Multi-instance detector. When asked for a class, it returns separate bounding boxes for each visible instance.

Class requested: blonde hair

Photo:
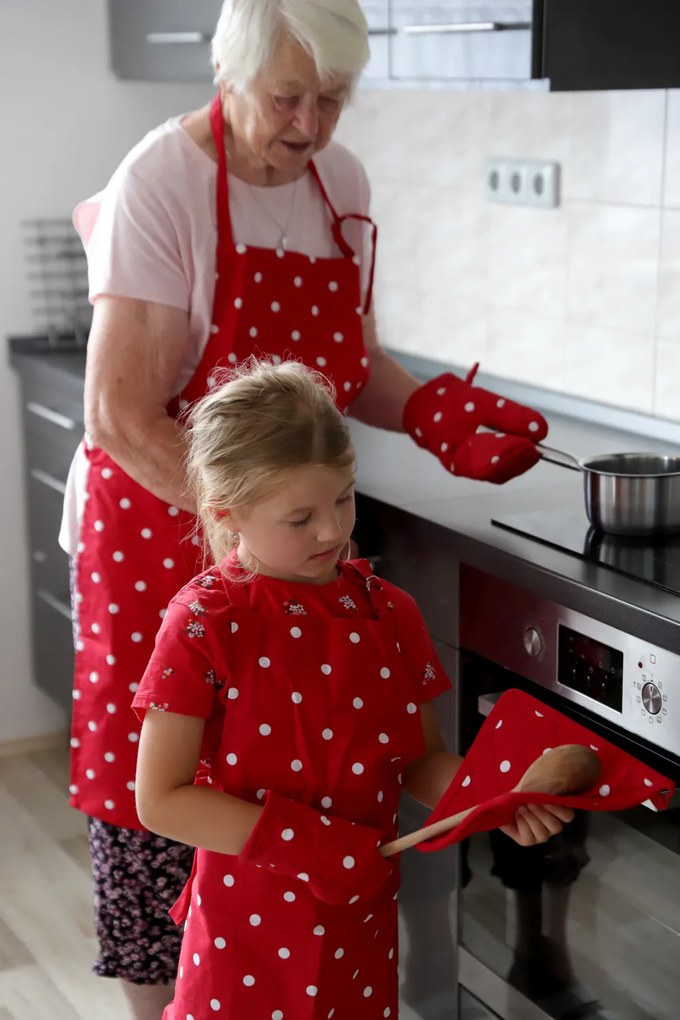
[185,359,355,566]
[211,0,370,93]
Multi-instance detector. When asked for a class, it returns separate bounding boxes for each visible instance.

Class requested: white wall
[0,0,212,742]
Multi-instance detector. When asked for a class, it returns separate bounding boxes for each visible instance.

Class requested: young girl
[133,360,571,1020]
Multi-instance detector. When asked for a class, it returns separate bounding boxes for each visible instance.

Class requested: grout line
[650,89,670,413]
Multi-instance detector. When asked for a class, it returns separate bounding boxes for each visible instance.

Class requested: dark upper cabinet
[538,0,680,91]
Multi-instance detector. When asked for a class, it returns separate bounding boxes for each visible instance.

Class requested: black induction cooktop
[492,503,680,598]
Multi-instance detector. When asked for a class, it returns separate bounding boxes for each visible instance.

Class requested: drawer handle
[37,589,72,622]
[146,31,210,44]
[402,21,531,34]
[27,401,79,431]
[30,468,67,496]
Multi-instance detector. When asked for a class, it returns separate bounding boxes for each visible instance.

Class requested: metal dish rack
[23,217,91,346]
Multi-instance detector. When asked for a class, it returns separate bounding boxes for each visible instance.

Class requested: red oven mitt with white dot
[240,790,393,905]
[417,689,674,851]
[403,364,548,483]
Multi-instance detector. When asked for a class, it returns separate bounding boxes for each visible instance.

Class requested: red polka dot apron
[70,93,376,829]
[164,563,424,1020]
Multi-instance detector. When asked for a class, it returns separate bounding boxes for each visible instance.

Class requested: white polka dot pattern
[79,511,430,1015]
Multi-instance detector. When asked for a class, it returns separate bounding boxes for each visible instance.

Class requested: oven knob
[642,682,662,715]
[523,627,543,658]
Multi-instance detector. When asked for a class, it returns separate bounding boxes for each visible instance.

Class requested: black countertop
[9,338,680,651]
[9,336,87,385]
[350,416,680,652]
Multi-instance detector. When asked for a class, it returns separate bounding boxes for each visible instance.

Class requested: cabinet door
[360,2,392,83]
[32,590,75,715]
[542,0,680,91]
[388,1,533,82]
[108,0,222,82]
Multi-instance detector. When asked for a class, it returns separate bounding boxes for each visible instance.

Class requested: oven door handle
[476,694,679,812]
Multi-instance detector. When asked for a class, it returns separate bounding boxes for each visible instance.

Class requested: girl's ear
[213,507,237,528]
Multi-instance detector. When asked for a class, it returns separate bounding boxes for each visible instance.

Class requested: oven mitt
[403,363,548,483]
[417,689,673,852]
[240,790,392,905]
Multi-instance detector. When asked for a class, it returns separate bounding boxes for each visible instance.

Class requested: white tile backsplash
[567,91,665,205]
[415,186,489,306]
[566,202,660,334]
[653,340,680,421]
[485,91,573,164]
[663,91,680,208]
[335,85,680,420]
[486,308,564,388]
[560,322,655,414]
[657,209,680,342]
[487,203,568,316]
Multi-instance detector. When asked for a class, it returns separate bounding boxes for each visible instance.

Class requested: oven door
[457,569,680,1020]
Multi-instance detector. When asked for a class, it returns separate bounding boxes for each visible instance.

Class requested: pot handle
[537,444,582,472]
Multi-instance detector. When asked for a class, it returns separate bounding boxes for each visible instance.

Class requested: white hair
[211,0,370,92]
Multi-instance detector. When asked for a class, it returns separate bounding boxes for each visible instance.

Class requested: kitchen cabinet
[385,0,680,90]
[107,0,221,82]
[107,0,680,90]
[107,0,391,85]
[388,1,534,84]
[10,346,85,714]
[361,3,393,82]
[539,0,680,91]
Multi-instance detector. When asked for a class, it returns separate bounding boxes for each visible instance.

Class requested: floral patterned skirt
[87,817,195,984]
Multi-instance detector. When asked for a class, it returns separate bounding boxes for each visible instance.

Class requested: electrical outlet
[486,157,560,209]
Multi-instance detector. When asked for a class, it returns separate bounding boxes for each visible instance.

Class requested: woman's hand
[500,803,575,847]
[403,364,548,483]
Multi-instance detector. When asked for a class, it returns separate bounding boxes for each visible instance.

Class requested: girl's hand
[500,803,575,847]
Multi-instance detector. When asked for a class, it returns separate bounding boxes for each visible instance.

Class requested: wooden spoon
[381,743,601,857]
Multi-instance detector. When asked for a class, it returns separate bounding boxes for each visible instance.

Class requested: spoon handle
[380,804,476,857]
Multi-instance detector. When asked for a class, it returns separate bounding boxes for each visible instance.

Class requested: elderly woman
[61,1,548,1017]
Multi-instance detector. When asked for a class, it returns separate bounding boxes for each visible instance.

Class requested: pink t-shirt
[59,115,373,555]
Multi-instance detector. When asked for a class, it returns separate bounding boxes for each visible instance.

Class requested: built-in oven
[456,563,680,1020]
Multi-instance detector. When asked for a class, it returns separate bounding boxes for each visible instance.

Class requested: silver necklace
[247,179,299,255]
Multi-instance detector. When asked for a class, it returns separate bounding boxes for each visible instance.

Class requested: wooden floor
[0,742,127,1020]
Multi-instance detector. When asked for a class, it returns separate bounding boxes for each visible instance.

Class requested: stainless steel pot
[538,446,680,537]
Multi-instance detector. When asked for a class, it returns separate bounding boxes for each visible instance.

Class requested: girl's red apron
[162,561,424,1020]
[70,94,376,830]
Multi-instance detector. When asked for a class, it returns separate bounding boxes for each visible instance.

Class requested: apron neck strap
[210,93,234,258]
[209,93,376,313]
[308,162,377,315]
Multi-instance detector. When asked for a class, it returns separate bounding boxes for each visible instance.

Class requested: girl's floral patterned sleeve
[132,593,226,721]
[386,585,451,703]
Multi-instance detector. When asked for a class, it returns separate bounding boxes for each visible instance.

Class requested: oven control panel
[460,566,680,757]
